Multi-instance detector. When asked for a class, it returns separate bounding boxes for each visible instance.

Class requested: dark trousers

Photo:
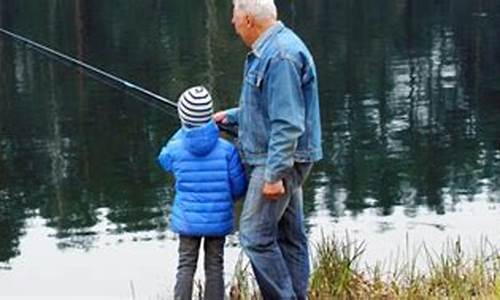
[174,235,225,300]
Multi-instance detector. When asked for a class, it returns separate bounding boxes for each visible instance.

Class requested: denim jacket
[226,21,322,182]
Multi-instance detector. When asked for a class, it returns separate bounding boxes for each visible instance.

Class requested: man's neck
[255,19,277,38]
[249,19,277,47]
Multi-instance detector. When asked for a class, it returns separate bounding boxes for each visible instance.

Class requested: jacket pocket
[244,70,263,89]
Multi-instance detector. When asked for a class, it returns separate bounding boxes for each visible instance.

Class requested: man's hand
[262,180,285,200]
[213,111,228,124]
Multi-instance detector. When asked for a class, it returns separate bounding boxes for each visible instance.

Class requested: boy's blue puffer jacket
[157,121,247,237]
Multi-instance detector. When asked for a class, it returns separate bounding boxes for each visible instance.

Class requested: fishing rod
[0,27,237,136]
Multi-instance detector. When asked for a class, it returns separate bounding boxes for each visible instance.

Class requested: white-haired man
[214,0,322,299]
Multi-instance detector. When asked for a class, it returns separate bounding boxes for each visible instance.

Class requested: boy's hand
[262,180,285,200]
[213,111,228,124]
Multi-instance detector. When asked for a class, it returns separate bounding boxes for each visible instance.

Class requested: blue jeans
[174,235,225,300]
[239,163,312,300]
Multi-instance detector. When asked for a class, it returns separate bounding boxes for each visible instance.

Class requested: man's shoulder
[267,27,311,62]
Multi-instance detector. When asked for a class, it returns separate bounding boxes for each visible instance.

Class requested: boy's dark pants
[175,235,225,300]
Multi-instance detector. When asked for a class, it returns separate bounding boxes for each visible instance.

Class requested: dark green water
[0,0,499,298]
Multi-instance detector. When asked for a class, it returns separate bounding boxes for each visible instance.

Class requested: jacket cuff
[225,108,240,125]
[264,169,282,183]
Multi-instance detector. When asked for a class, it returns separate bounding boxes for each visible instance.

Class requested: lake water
[1,0,499,299]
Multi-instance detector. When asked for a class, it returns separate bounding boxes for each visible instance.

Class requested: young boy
[157,86,247,300]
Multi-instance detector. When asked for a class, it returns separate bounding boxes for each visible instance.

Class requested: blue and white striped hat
[177,86,213,127]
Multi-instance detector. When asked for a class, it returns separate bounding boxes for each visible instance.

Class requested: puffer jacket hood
[181,120,219,156]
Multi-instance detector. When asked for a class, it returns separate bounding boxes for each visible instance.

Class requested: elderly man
[214,0,322,299]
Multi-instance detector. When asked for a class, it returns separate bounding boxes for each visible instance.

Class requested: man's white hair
[233,0,277,20]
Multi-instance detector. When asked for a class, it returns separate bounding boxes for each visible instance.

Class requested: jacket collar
[251,21,284,58]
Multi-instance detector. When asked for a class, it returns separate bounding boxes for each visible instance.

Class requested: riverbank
[227,234,500,299]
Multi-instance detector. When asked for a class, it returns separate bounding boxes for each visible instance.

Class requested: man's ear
[245,14,253,28]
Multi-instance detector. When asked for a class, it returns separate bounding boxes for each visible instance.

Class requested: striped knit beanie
[177,86,213,127]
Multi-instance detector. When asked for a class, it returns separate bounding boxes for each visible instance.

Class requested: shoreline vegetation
[224,234,500,300]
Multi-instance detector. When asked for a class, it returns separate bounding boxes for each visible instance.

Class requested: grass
[228,253,261,300]
[227,233,500,300]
